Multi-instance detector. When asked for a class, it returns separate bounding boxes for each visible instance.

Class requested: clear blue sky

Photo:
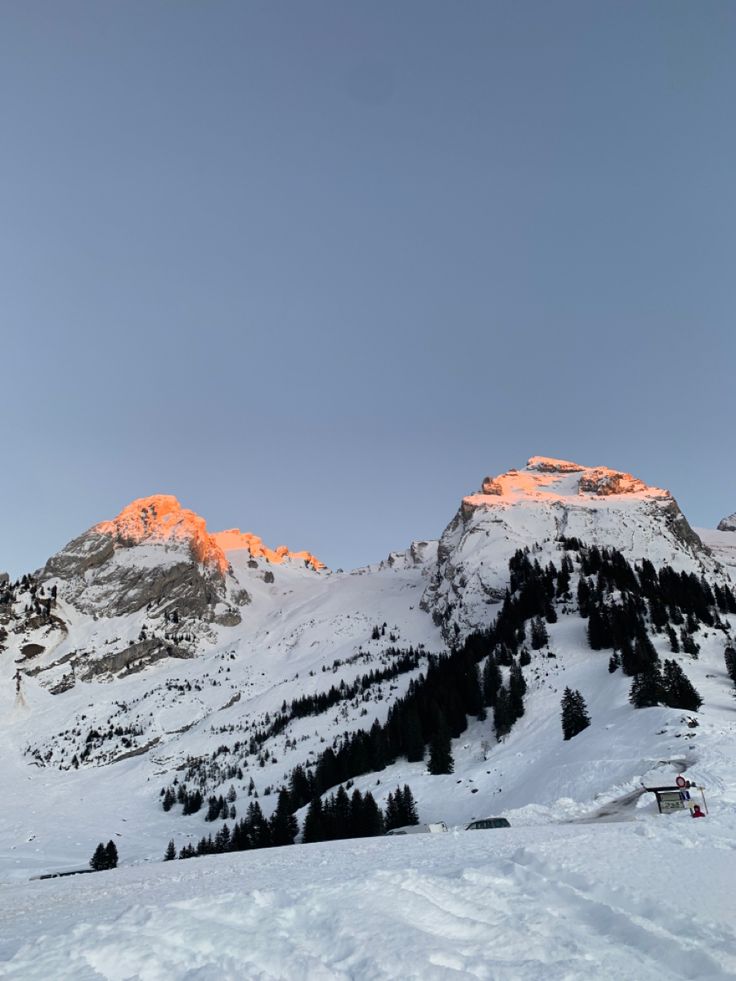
[1,1,734,576]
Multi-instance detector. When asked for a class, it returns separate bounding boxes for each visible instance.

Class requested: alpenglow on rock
[421,456,708,640]
[42,495,239,621]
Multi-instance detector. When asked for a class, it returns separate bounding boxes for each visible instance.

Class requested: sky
[1,1,735,576]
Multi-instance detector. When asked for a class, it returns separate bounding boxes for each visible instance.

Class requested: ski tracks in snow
[3,839,735,981]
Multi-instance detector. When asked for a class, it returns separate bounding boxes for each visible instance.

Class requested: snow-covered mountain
[1,457,735,881]
[422,456,712,640]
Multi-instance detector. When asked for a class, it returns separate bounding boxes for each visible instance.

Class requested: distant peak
[473,457,669,506]
[212,529,325,571]
[717,513,736,533]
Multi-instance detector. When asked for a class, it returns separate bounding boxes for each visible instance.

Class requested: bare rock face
[78,638,193,680]
[718,513,736,533]
[422,456,710,641]
[41,495,240,621]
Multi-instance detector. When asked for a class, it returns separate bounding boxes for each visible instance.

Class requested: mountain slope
[1,458,735,879]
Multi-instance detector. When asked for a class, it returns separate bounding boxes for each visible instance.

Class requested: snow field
[1,818,735,980]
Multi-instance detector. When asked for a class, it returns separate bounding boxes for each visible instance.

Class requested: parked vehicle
[465,817,510,830]
[385,822,448,836]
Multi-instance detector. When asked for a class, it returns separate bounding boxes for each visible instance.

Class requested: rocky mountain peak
[475,457,669,506]
[94,494,228,573]
[212,529,325,571]
[717,513,736,533]
[423,456,704,641]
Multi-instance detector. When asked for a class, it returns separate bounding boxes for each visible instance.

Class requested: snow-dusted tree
[164,839,176,861]
[560,688,591,740]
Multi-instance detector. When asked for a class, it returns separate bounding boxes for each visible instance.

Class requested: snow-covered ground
[2,816,735,980]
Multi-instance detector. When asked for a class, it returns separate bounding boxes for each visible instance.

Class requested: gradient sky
[1,1,735,576]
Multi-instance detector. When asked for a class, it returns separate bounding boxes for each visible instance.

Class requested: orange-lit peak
[95,495,229,573]
[212,529,325,571]
[469,457,669,508]
[526,457,586,473]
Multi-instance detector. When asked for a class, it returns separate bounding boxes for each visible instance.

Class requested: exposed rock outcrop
[718,513,736,533]
[41,495,237,621]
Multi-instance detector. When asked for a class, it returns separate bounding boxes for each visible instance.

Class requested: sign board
[658,792,685,813]
[676,776,687,789]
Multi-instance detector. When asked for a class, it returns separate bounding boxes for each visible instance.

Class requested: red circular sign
[676,775,687,788]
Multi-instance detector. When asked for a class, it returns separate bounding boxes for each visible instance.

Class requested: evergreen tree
[104,840,118,869]
[270,789,298,846]
[629,663,664,708]
[530,617,549,650]
[384,790,400,831]
[577,576,592,617]
[361,792,384,837]
[560,688,591,740]
[427,714,454,774]
[302,797,325,843]
[164,839,176,861]
[661,660,703,711]
[350,788,366,836]
[89,842,107,871]
[481,656,502,707]
[666,625,680,653]
[332,785,351,839]
[400,784,419,825]
[402,706,425,762]
[493,686,513,740]
[724,647,736,686]
[508,662,526,721]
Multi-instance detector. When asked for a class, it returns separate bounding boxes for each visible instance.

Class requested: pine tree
[724,647,736,686]
[402,706,425,762]
[493,686,513,739]
[270,789,298,846]
[530,617,549,650]
[400,784,419,825]
[661,660,703,711]
[361,792,384,837]
[384,790,400,831]
[104,840,118,869]
[164,839,176,861]
[481,656,502,707]
[629,663,664,708]
[332,785,351,839]
[560,688,591,740]
[427,715,454,774]
[508,662,526,721]
[302,797,325,843]
[89,842,107,871]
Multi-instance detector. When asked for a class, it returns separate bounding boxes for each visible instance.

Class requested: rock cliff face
[40,496,327,624]
[421,457,709,640]
[42,495,237,621]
